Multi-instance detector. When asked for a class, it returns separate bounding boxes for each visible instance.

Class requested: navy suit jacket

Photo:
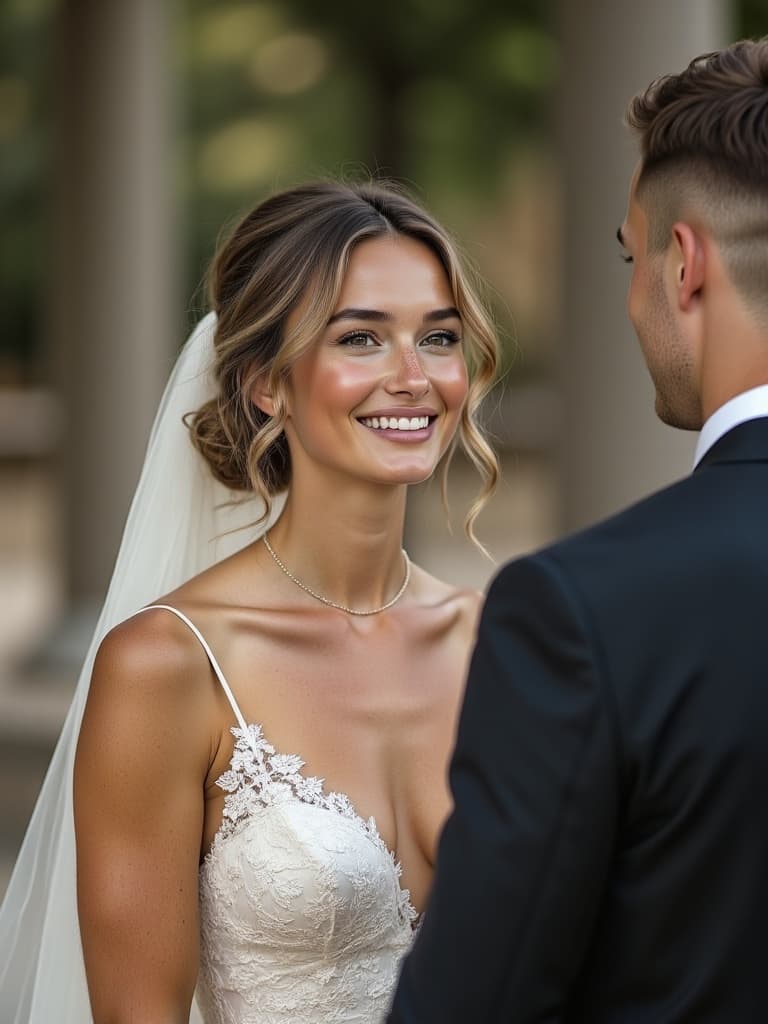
[388,417,768,1023]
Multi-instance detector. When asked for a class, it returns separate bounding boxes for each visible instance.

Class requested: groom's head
[620,38,768,429]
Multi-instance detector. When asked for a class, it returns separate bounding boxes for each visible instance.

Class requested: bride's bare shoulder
[91,603,215,711]
[76,604,219,792]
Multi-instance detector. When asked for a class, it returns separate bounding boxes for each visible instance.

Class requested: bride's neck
[265,480,408,611]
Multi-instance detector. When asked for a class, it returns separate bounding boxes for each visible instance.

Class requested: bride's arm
[74,610,214,1024]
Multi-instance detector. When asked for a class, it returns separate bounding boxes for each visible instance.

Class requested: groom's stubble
[637,263,702,431]
[626,182,703,433]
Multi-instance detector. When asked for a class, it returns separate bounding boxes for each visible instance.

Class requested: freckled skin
[284,235,469,487]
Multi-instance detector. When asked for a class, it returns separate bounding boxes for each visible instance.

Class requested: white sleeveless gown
[145,606,417,1024]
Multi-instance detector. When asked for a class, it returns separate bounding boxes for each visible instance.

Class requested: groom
[389,38,768,1023]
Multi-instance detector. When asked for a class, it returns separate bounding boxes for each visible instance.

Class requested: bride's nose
[383,345,431,398]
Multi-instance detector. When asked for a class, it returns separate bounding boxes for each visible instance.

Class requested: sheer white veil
[0,312,274,1023]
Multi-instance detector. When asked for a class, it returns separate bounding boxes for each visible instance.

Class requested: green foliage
[180,0,557,352]
[1,0,558,373]
[11,1,766,375]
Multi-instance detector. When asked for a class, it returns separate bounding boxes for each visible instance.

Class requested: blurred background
[1,0,767,896]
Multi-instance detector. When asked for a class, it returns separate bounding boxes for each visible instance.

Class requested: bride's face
[281,233,468,488]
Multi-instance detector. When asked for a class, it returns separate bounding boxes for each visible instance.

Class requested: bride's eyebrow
[328,308,392,324]
[327,306,461,325]
[424,307,461,322]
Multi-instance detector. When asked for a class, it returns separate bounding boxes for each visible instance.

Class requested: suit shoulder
[488,471,712,608]
[541,470,715,567]
[569,472,702,540]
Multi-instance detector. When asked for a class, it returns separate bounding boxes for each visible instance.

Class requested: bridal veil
[0,312,271,1023]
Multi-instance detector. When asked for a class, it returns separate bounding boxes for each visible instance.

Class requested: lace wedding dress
[146,606,418,1024]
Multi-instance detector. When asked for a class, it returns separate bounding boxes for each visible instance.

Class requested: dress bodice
[196,724,416,1024]
[143,606,417,1024]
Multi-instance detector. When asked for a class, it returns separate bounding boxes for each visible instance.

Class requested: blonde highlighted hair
[187,180,500,547]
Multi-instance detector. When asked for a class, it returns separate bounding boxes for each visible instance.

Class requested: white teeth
[360,415,431,431]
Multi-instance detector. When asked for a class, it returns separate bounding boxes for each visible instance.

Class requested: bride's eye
[419,330,460,349]
[338,331,377,348]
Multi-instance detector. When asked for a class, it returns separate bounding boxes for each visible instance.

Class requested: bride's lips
[356,407,438,442]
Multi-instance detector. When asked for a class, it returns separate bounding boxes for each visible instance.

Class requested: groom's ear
[671,222,705,312]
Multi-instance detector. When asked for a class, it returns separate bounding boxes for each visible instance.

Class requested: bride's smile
[276,233,469,490]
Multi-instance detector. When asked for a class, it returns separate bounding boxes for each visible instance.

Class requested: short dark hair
[625,38,768,316]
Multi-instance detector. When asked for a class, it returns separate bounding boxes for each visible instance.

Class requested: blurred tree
[2,0,766,377]
[282,0,555,179]
[181,0,557,355]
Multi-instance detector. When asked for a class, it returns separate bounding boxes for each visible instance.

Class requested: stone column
[48,0,177,653]
[556,0,729,532]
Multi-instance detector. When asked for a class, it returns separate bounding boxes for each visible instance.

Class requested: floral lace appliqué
[196,722,419,1022]
[213,723,419,929]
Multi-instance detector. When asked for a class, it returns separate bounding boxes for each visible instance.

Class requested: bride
[0,180,500,1023]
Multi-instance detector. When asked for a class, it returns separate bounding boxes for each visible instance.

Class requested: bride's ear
[250,374,277,418]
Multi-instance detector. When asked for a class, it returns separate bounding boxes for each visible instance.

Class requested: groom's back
[558,420,768,1021]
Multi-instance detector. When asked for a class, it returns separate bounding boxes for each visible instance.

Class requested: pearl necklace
[262,532,411,616]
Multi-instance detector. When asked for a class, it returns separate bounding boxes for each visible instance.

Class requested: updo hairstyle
[187,180,500,545]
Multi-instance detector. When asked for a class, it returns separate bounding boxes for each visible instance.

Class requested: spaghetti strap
[141,603,252,742]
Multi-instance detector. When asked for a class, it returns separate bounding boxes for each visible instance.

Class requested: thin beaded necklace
[262,532,411,616]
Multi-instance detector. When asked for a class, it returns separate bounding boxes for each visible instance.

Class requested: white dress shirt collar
[693,384,768,468]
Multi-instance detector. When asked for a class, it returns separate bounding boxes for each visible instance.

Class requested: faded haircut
[625,38,768,318]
